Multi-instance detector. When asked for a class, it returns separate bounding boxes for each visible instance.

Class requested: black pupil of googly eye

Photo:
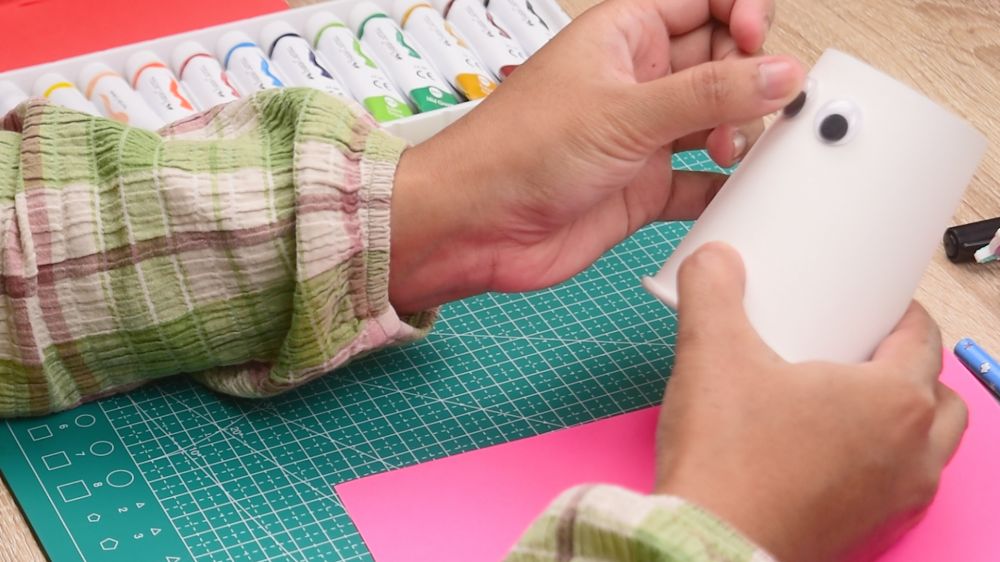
[783,91,807,117]
[819,114,850,142]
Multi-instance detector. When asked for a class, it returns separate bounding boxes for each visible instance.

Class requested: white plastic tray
[0,0,571,144]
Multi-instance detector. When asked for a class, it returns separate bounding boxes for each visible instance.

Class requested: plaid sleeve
[506,485,775,562]
[0,88,435,418]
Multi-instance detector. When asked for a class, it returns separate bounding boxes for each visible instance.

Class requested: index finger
[625,0,772,43]
[726,0,774,53]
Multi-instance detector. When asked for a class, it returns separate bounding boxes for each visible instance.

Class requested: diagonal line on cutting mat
[155,390,349,512]
[312,377,418,473]
[430,331,673,348]
[543,280,640,415]
[257,403,403,471]
[178,388,320,560]
[379,349,468,458]
[429,283,677,347]
[133,391,316,562]
[423,318,569,430]
[126,395,296,561]
[490,287,602,421]
[353,379,564,430]
[381,326,539,452]
[140,401,265,467]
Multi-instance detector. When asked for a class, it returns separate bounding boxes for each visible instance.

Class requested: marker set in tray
[0,0,570,144]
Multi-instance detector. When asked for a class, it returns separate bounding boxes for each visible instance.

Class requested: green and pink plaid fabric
[507,485,775,562]
[0,88,434,418]
[1,89,768,561]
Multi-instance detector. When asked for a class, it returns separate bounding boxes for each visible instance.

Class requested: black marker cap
[943,217,1000,263]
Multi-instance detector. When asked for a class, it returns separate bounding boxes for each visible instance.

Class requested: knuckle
[893,383,937,428]
[602,87,660,152]
[678,247,711,278]
[956,396,970,429]
[677,243,743,304]
[922,314,943,353]
[910,471,941,508]
[691,64,731,110]
[678,245,725,288]
[680,242,731,275]
[940,385,969,428]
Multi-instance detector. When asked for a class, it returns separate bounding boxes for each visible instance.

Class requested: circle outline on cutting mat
[75,414,96,428]
[106,469,135,488]
[90,441,115,456]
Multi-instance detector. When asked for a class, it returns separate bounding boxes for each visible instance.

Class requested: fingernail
[758,59,797,100]
[732,131,747,160]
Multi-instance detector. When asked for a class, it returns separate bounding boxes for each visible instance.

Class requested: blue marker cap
[217,31,261,69]
[955,338,1000,399]
[260,21,304,58]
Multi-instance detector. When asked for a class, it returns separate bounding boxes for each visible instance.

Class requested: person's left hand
[389,0,803,313]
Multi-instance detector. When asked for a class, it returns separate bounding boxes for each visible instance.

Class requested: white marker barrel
[484,0,554,54]
[171,41,240,110]
[32,73,101,116]
[350,1,459,113]
[216,31,286,96]
[0,81,27,116]
[125,50,198,123]
[392,0,496,100]
[78,62,166,130]
[259,20,353,101]
[306,11,413,122]
[431,0,526,81]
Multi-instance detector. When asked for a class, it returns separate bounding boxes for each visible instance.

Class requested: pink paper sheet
[879,351,999,562]
[336,351,1000,561]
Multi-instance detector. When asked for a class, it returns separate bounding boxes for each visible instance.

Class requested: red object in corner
[0,0,288,72]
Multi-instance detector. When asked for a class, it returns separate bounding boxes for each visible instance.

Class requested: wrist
[388,139,492,314]
[656,472,804,562]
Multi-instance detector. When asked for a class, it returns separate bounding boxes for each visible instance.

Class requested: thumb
[626,55,805,147]
[676,242,761,350]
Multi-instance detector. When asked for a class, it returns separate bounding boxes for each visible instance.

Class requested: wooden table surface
[3,0,998,560]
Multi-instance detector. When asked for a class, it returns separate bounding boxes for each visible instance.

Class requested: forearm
[0,90,435,417]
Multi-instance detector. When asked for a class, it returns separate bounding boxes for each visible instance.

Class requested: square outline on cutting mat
[27,425,52,442]
[41,451,72,471]
[57,480,92,503]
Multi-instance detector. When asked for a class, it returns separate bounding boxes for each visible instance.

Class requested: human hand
[388,0,803,313]
[654,243,968,561]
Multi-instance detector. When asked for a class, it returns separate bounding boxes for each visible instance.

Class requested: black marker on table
[943,216,1000,263]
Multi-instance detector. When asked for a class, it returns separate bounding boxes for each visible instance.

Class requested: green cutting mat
[0,152,718,562]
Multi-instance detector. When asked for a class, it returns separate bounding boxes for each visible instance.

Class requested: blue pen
[955,338,1000,400]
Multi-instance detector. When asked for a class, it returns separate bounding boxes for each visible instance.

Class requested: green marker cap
[306,11,350,48]
[349,1,392,39]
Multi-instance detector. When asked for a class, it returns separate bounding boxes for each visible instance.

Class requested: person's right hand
[654,242,968,562]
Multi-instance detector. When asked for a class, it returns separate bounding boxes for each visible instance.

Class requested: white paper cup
[643,49,988,363]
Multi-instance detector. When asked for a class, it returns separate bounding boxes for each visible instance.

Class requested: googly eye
[814,99,862,145]
[782,77,815,118]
